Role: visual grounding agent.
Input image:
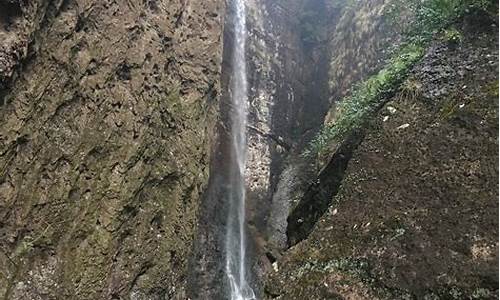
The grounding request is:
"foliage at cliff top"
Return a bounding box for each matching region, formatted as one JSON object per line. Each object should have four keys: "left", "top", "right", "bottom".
{"left": 303, "top": 0, "right": 496, "bottom": 158}
{"left": 386, "top": 0, "right": 498, "bottom": 43}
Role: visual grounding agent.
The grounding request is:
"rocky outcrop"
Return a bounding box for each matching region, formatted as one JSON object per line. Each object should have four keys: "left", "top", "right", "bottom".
{"left": 265, "top": 13, "right": 498, "bottom": 299}
{"left": 0, "top": 0, "right": 224, "bottom": 299}
{"left": 284, "top": 0, "right": 404, "bottom": 246}
{"left": 264, "top": 0, "right": 401, "bottom": 254}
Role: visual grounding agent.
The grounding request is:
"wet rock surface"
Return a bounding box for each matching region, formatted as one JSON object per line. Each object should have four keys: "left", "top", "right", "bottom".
{"left": 265, "top": 18, "right": 498, "bottom": 300}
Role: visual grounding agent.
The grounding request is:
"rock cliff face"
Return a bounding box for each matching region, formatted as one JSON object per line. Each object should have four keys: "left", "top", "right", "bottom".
{"left": 0, "top": 0, "right": 224, "bottom": 299}
{"left": 260, "top": 0, "right": 401, "bottom": 261}
{"left": 0, "top": 0, "right": 497, "bottom": 299}
{"left": 265, "top": 7, "right": 499, "bottom": 300}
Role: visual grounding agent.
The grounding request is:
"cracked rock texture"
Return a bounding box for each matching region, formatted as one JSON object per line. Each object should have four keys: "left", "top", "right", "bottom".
{"left": 0, "top": 0, "right": 224, "bottom": 299}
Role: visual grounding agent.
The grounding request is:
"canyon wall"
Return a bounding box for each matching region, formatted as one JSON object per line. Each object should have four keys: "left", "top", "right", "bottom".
{"left": 264, "top": 2, "right": 499, "bottom": 299}
{"left": 0, "top": 0, "right": 224, "bottom": 299}
{"left": 0, "top": 0, "right": 497, "bottom": 299}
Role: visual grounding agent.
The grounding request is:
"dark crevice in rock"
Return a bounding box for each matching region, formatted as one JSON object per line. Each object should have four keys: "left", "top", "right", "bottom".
{"left": 0, "top": 0, "right": 65, "bottom": 104}
{"left": 128, "top": 261, "right": 154, "bottom": 294}
{"left": 58, "top": 0, "right": 75, "bottom": 14}
{"left": 248, "top": 125, "right": 291, "bottom": 151}
{"left": 262, "top": 0, "right": 339, "bottom": 258}
{"left": 0, "top": 89, "right": 7, "bottom": 106}
{"left": 285, "top": 71, "right": 414, "bottom": 247}
{"left": 0, "top": 0, "right": 22, "bottom": 27}
{"left": 39, "top": 0, "right": 64, "bottom": 29}
{"left": 286, "top": 130, "right": 365, "bottom": 246}
{"left": 264, "top": 287, "right": 281, "bottom": 299}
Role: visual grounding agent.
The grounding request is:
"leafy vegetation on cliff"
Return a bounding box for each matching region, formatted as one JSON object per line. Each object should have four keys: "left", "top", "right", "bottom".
{"left": 304, "top": 0, "right": 497, "bottom": 157}
{"left": 386, "top": 0, "right": 497, "bottom": 42}
{"left": 305, "top": 44, "right": 424, "bottom": 157}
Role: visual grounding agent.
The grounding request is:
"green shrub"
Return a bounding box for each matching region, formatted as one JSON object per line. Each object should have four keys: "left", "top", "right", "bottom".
{"left": 304, "top": 44, "right": 424, "bottom": 157}
{"left": 443, "top": 27, "right": 463, "bottom": 44}
{"left": 387, "top": 0, "right": 497, "bottom": 42}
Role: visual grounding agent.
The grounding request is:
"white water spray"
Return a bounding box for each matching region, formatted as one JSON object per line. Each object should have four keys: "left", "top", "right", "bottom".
{"left": 225, "top": 0, "right": 256, "bottom": 299}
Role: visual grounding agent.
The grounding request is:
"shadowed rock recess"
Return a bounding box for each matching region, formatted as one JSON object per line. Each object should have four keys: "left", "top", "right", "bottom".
{"left": 0, "top": 0, "right": 498, "bottom": 299}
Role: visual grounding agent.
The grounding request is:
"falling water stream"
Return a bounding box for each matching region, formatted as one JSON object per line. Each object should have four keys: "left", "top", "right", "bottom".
{"left": 224, "top": 0, "right": 256, "bottom": 299}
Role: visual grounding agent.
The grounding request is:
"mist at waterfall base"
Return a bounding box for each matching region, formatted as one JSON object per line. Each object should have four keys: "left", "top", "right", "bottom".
{"left": 224, "top": 0, "right": 256, "bottom": 299}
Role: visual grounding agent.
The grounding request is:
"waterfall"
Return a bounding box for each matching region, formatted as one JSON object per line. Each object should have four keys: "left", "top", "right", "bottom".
{"left": 225, "top": 0, "right": 256, "bottom": 299}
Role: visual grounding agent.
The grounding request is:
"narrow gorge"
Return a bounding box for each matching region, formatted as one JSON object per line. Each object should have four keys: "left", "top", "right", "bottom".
{"left": 0, "top": 0, "right": 498, "bottom": 299}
